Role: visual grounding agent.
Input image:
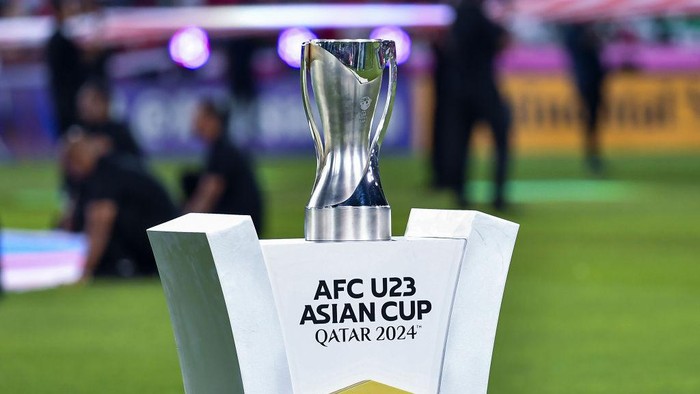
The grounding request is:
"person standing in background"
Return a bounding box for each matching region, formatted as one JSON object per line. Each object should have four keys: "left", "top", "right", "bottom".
{"left": 183, "top": 99, "right": 264, "bottom": 235}
{"left": 225, "top": 37, "right": 261, "bottom": 146}
{"left": 429, "top": 38, "right": 450, "bottom": 190}
{"left": 562, "top": 23, "right": 607, "bottom": 175}
{"left": 438, "top": 0, "right": 512, "bottom": 210}
{"left": 46, "top": 0, "right": 86, "bottom": 138}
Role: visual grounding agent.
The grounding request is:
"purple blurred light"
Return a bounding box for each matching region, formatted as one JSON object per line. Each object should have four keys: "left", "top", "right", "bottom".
{"left": 169, "top": 26, "right": 210, "bottom": 69}
{"left": 370, "top": 26, "right": 412, "bottom": 64}
{"left": 278, "top": 27, "right": 317, "bottom": 68}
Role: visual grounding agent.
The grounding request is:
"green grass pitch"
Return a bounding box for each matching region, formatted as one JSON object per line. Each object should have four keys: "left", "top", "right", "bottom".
{"left": 1, "top": 152, "right": 699, "bottom": 393}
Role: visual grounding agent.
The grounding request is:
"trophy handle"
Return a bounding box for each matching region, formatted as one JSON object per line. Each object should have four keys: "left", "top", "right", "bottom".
{"left": 369, "top": 41, "right": 397, "bottom": 154}
{"left": 301, "top": 43, "right": 324, "bottom": 178}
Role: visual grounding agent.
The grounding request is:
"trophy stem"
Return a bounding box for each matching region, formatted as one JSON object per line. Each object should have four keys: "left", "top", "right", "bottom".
{"left": 305, "top": 206, "right": 391, "bottom": 241}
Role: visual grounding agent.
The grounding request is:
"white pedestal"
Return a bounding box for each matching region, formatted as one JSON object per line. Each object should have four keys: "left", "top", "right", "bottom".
{"left": 148, "top": 209, "right": 518, "bottom": 394}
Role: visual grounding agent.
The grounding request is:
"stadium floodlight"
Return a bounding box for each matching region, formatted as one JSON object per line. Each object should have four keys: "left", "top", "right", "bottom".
{"left": 169, "top": 26, "right": 210, "bottom": 70}
{"left": 369, "top": 26, "right": 412, "bottom": 65}
{"left": 278, "top": 27, "right": 317, "bottom": 68}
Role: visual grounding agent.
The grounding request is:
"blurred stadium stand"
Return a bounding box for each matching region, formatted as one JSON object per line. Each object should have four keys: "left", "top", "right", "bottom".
{"left": 1, "top": 1, "right": 699, "bottom": 159}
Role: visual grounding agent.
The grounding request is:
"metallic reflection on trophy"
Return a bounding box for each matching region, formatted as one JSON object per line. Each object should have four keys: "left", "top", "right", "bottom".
{"left": 301, "top": 39, "right": 397, "bottom": 241}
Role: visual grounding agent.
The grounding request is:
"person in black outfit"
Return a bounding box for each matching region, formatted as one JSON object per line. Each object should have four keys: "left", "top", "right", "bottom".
{"left": 183, "top": 100, "right": 264, "bottom": 234}
{"left": 438, "top": 0, "right": 511, "bottom": 210}
{"left": 430, "top": 39, "right": 450, "bottom": 189}
{"left": 46, "top": 0, "right": 86, "bottom": 138}
{"left": 226, "top": 38, "right": 258, "bottom": 104}
{"left": 77, "top": 79, "right": 143, "bottom": 159}
{"left": 58, "top": 80, "right": 143, "bottom": 234}
{"left": 562, "top": 23, "right": 607, "bottom": 174}
{"left": 61, "top": 132, "right": 176, "bottom": 280}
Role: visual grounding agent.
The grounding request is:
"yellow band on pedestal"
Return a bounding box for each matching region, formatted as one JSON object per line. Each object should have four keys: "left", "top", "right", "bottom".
{"left": 333, "top": 380, "right": 411, "bottom": 394}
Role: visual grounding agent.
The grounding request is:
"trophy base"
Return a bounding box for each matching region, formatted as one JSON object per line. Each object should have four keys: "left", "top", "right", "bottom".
{"left": 305, "top": 206, "right": 391, "bottom": 241}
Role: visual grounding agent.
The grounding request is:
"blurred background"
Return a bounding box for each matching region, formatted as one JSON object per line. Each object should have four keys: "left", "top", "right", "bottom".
{"left": 1, "top": 0, "right": 699, "bottom": 393}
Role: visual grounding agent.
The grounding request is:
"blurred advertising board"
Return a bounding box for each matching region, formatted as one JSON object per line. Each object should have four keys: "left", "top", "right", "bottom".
{"left": 1, "top": 52, "right": 699, "bottom": 158}
{"left": 116, "top": 72, "right": 411, "bottom": 155}
{"left": 500, "top": 72, "right": 700, "bottom": 152}
{"left": 0, "top": 66, "right": 411, "bottom": 158}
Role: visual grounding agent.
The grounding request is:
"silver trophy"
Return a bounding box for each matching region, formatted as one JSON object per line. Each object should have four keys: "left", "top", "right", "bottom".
{"left": 301, "top": 39, "right": 397, "bottom": 241}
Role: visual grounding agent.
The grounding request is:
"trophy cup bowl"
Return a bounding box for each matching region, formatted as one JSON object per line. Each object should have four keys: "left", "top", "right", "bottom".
{"left": 301, "top": 39, "right": 397, "bottom": 241}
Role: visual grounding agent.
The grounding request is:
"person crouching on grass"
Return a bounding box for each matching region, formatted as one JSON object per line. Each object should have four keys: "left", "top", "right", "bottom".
{"left": 182, "top": 99, "right": 264, "bottom": 235}
{"left": 60, "top": 132, "right": 177, "bottom": 281}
